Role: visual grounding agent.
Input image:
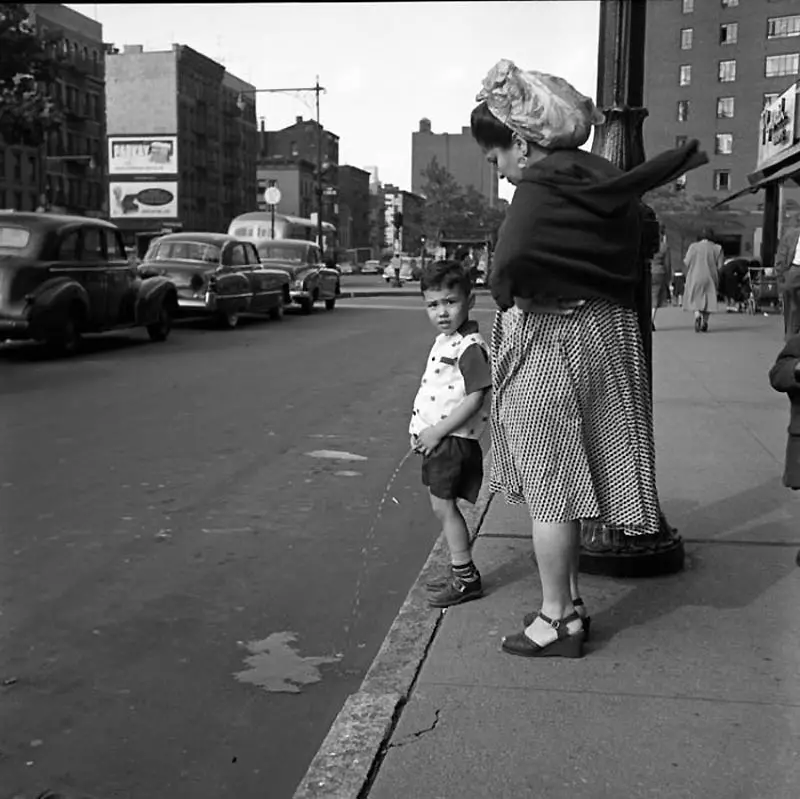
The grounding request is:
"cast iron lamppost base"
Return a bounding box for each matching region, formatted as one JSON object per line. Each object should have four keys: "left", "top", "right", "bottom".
{"left": 578, "top": 0, "right": 684, "bottom": 579}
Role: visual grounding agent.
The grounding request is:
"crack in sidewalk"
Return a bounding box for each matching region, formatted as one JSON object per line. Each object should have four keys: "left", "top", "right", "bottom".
{"left": 387, "top": 708, "right": 442, "bottom": 749}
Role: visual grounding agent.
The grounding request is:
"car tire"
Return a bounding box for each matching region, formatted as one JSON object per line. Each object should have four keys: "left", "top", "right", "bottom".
{"left": 218, "top": 311, "right": 240, "bottom": 329}
{"left": 300, "top": 297, "right": 313, "bottom": 315}
{"left": 269, "top": 295, "right": 285, "bottom": 321}
{"left": 325, "top": 296, "right": 336, "bottom": 310}
{"left": 147, "top": 302, "right": 173, "bottom": 341}
{"left": 46, "top": 306, "right": 82, "bottom": 357}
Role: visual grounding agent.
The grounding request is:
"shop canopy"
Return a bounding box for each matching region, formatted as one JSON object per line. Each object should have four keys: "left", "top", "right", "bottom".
{"left": 712, "top": 159, "right": 800, "bottom": 209}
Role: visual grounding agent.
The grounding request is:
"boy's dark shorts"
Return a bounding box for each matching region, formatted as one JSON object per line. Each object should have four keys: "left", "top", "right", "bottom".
{"left": 421, "top": 436, "right": 483, "bottom": 504}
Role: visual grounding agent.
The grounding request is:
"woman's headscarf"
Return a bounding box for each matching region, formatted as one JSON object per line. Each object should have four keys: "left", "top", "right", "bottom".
{"left": 476, "top": 58, "right": 605, "bottom": 150}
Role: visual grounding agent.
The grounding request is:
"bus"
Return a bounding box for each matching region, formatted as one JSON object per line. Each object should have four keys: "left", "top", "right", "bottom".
{"left": 228, "top": 211, "right": 336, "bottom": 254}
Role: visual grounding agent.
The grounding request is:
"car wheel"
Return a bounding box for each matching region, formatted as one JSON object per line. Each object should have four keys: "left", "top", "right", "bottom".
{"left": 300, "top": 297, "right": 313, "bottom": 315}
{"left": 218, "top": 310, "right": 240, "bottom": 329}
{"left": 46, "top": 307, "right": 82, "bottom": 357}
{"left": 147, "top": 302, "right": 173, "bottom": 341}
{"left": 325, "top": 296, "right": 336, "bottom": 310}
{"left": 269, "top": 295, "right": 285, "bottom": 321}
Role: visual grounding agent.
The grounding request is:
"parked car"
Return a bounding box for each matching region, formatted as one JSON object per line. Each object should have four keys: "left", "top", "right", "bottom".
{"left": 383, "top": 257, "right": 421, "bottom": 284}
{"left": 138, "top": 232, "right": 291, "bottom": 328}
{"left": 0, "top": 212, "right": 177, "bottom": 355}
{"left": 256, "top": 239, "right": 340, "bottom": 313}
{"left": 362, "top": 260, "right": 381, "bottom": 274}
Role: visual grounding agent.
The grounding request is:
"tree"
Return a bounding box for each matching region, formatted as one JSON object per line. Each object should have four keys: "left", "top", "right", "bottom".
{"left": 418, "top": 158, "right": 507, "bottom": 246}
{"left": 0, "top": 3, "right": 63, "bottom": 147}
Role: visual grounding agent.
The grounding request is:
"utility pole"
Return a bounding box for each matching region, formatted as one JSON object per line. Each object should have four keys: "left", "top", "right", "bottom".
{"left": 580, "top": 0, "right": 684, "bottom": 577}
{"left": 315, "top": 75, "right": 324, "bottom": 253}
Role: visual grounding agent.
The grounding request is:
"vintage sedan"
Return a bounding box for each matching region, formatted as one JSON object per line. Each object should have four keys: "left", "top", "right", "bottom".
{"left": 0, "top": 212, "right": 177, "bottom": 355}
{"left": 256, "top": 239, "right": 340, "bottom": 314}
{"left": 138, "top": 233, "right": 291, "bottom": 329}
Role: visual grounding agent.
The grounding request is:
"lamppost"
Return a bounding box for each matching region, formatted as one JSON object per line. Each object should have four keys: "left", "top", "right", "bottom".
{"left": 236, "top": 77, "right": 327, "bottom": 249}
{"left": 580, "top": 0, "right": 684, "bottom": 577}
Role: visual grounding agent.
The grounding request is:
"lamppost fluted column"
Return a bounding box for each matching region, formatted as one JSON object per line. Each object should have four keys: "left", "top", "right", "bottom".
{"left": 580, "top": 0, "right": 685, "bottom": 578}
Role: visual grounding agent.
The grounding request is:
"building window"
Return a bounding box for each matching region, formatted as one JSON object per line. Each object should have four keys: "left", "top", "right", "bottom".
{"left": 718, "top": 60, "right": 737, "bottom": 82}
{"left": 721, "top": 0, "right": 739, "bottom": 6}
{"left": 679, "top": 65, "right": 692, "bottom": 86}
{"left": 680, "top": 28, "right": 694, "bottom": 49}
{"left": 677, "top": 100, "right": 690, "bottom": 121}
{"left": 676, "top": 135, "right": 688, "bottom": 148}
{"left": 682, "top": 0, "right": 694, "bottom": 13}
{"left": 765, "top": 53, "right": 800, "bottom": 77}
{"left": 675, "top": 174, "right": 687, "bottom": 191}
{"left": 720, "top": 23, "right": 738, "bottom": 44}
{"left": 716, "top": 96, "right": 735, "bottom": 118}
{"left": 764, "top": 92, "right": 780, "bottom": 108}
{"left": 12, "top": 151, "right": 21, "bottom": 181}
{"left": 767, "top": 15, "right": 800, "bottom": 39}
{"left": 714, "top": 170, "right": 731, "bottom": 191}
{"left": 715, "top": 133, "right": 733, "bottom": 154}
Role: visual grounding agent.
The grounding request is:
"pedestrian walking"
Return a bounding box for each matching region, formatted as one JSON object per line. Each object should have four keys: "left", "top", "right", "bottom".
{"left": 683, "top": 229, "right": 722, "bottom": 332}
{"left": 470, "top": 58, "right": 708, "bottom": 658}
{"left": 410, "top": 259, "right": 493, "bottom": 608}
{"left": 650, "top": 224, "right": 672, "bottom": 331}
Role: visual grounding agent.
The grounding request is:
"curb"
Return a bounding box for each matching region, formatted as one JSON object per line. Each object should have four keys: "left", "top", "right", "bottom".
{"left": 292, "top": 457, "right": 495, "bottom": 799}
{"left": 337, "top": 289, "right": 490, "bottom": 300}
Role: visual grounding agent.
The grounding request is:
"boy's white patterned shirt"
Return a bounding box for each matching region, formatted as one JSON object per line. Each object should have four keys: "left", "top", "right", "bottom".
{"left": 409, "top": 320, "right": 491, "bottom": 440}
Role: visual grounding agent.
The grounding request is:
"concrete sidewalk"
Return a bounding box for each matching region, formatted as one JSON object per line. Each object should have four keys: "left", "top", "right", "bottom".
{"left": 295, "top": 305, "right": 800, "bottom": 799}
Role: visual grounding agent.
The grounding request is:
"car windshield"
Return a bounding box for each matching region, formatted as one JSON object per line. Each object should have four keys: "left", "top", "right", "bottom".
{"left": 151, "top": 241, "right": 221, "bottom": 263}
{"left": 0, "top": 225, "right": 31, "bottom": 252}
{"left": 258, "top": 244, "right": 307, "bottom": 263}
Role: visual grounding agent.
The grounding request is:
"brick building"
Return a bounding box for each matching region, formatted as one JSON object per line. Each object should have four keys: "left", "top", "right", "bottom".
{"left": 638, "top": 0, "right": 800, "bottom": 256}
{"left": 105, "top": 43, "right": 257, "bottom": 250}
{"left": 255, "top": 156, "right": 316, "bottom": 218}
{"left": 337, "top": 164, "right": 371, "bottom": 255}
{"left": 411, "top": 118, "right": 498, "bottom": 207}
{"left": 0, "top": 4, "right": 106, "bottom": 216}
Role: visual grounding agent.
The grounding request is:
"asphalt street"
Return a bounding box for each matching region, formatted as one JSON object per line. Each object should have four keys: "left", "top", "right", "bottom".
{"left": 0, "top": 296, "right": 496, "bottom": 798}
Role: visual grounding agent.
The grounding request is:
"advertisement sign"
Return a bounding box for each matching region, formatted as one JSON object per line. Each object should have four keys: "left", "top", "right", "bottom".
{"left": 109, "top": 181, "right": 179, "bottom": 219}
{"left": 108, "top": 135, "right": 178, "bottom": 176}
{"left": 758, "top": 85, "right": 797, "bottom": 168}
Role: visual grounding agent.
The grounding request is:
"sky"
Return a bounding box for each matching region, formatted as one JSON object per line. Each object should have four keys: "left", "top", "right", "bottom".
{"left": 67, "top": 1, "right": 601, "bottom": 202}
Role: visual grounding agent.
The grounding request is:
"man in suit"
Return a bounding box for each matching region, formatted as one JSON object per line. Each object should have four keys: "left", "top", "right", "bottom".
{"left": 775, "top": 225, "right": 800, "bottom": 338}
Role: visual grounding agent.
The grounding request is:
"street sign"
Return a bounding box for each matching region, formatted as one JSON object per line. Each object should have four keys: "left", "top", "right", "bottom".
{"left": 264, "top": 186, "right": 281, "bottom": 206}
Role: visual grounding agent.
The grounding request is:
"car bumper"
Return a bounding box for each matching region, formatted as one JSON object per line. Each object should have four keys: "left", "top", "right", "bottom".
{"left": 0, "top": 317, "right": 32, "bottom": 340}
{"left": 289, "top": 290, "right": 311, "bottom": 302}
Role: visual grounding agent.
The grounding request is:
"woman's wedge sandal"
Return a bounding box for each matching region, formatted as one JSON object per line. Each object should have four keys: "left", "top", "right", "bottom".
{"left": 501, "top": 610, "right": 585, "bottom": 658}
{"left": 523, "top": 598, "right": 591, "bottom": 641}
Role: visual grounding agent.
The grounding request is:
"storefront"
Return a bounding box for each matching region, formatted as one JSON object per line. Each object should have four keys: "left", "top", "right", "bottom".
{"left": 715, "top": 80, "right": 800, "bottom": 268}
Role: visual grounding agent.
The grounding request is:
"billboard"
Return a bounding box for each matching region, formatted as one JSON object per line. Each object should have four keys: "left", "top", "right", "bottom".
{"left": 758, "top": 85, "right": 797, "bottom": 169}
{"left": 108, "top": 135, "right": 178, "bottom": 176}
{"left": 109, "top": 181, "right": 179, "bottom": 219}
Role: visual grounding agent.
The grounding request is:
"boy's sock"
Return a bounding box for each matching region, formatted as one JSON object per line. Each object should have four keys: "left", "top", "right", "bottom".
{"left": 452, "top": 560, "right": 480, "bottom": 582}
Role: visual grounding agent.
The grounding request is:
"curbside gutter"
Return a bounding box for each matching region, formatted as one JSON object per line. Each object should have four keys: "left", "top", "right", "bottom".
{"left": 292, "top": 457, "right": 495, "bottom": 799}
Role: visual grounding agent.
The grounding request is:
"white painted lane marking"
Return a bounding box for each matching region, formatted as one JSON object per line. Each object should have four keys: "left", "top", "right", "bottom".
{"left": 306, "top": 449, "right": 368, "bottom": 461}
{"left": 334, "top": 470, "right": 361, "bottom": 477}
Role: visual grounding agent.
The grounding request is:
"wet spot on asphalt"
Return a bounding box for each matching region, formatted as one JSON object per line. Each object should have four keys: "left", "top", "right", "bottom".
{"left": 306, "top": 449, "right": 368, "bottom": 461}
{"left": 233, "top": 632, "right": 341, "bottom": 694}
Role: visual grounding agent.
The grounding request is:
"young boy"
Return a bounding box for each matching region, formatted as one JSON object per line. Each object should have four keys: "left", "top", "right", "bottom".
{"left": 410, "top": 260, "right": 492, "bottom": 608}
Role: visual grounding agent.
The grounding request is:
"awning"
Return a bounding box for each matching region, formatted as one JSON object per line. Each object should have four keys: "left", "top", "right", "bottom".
{"left": 713, "top": 159, "right": 800, "bottom": 209}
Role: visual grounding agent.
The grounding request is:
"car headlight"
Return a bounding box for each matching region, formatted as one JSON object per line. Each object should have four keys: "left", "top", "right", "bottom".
{"left": 293, "top": 279, "right": 305, "bottom": 290}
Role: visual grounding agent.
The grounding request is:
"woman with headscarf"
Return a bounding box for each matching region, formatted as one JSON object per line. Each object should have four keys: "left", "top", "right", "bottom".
{"left": 470, "top": 60, "right": 708, "bottom": 659}
{"left": 683, "top": 228, "right": 722, "bottom": 332}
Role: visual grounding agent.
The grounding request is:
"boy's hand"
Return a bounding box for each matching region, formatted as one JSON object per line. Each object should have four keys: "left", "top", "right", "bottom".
{"left": 410, "top": 434, "right": 421, "bottom": 453}
{"left": 415, "top": 426, "right": 443, "bottom": 456}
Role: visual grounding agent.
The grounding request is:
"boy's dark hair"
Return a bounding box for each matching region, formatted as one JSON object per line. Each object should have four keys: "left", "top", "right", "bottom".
{"left": 470, "top": 100, "right": 515, "bottom": 150}
{"left": 420, "top": 259, "right": 473, "bottom": 296}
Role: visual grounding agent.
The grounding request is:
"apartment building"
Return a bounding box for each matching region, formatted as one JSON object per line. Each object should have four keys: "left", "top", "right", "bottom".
{"left": 642, "top": 0, "right": 800, "bottom": 254}
{"left": 105, "top": 43, "right": 257, "bottom": 251}
{"left": 0, "top": 4, "right": 106, "bottom": 216}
